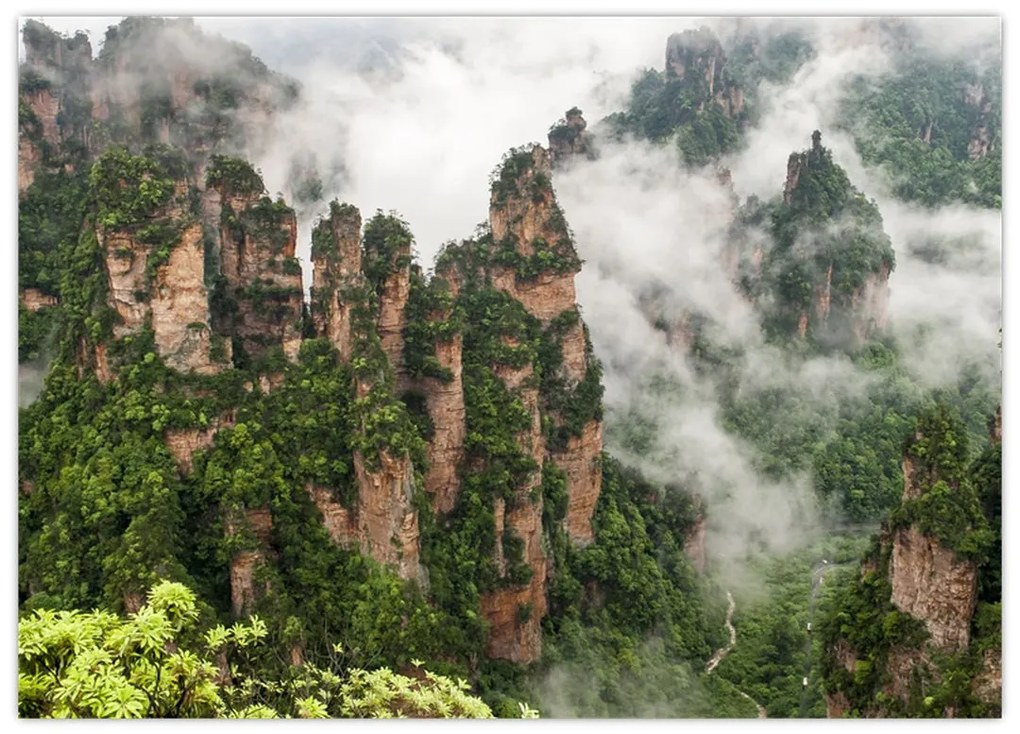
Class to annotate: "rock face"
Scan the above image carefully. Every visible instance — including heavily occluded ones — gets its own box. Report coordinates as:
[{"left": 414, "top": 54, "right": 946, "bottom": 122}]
[
  {"left": 98, "top": 178, "right": 222, "bottom": 374},
  {"left": 548, "top": 107, "right": 593, "bottom": 167},
  {"left": 20, "top": 288, "right": 58, "bottom": 312},
  {"left": 213, "top": 184, "right": 304, "bottom": 363},
  {"left": 963, "top": 82, "right": 995, "bottom": 160},
  {"left": 825, "top": 408, "right": 998, "bottom": 717},
  {"left": 376, "top": 253, "right": 411, "bottom": 383},
  {"left": 683, "top": 511, "right": 707, "bottom": 574},
  {"left": 151, "top": 221, "right": 221, "bottom": 373},
  {"left": 480, "top": 354, "right": 548, "bottom": 663},
  {"left": 416, "top": 264, "right": 467, "bottom": 514},
  {"left": 889, "top": 524, "right": 976, "bottom": 651},
  {"left": 311, "top": 202, "right": 363, "bottom": 362},
  {"left": 552, "top": 420, "right": 603, "bottom": 546},
  {"left": 353, "top": 450, "right": 424, "bottom": 585},
  {"left": 227, "top": 508, "right": 274, "bottom": 618},
  {"left": 665, "top": 27, "right": 745, "bottom": 120},
  {"left": 779, "top": 132, "right": 893, "bottom": 347}
]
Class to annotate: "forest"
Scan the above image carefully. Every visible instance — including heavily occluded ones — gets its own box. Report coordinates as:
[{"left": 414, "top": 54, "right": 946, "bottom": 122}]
[{"left": 17, "top": 16, "right": 1000, "bottom": 718}]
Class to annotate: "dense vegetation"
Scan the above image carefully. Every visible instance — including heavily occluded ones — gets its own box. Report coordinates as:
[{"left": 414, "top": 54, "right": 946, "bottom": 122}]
[
  {"left": 18, "top": 16, "right": 1000, "bottom": 720},
  {"left": 840, "top": 55, "right": 1001, "bottom": 208},
  {"left": 815, "top": 403, "right": 1001, "bottom": 717},
  {"left": 18, "top": 580, "right": 522, "bottom": 719}
]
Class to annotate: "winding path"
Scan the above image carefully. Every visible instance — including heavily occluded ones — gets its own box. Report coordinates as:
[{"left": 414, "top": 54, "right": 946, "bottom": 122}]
[{"left": 706, "top": 591, "right": 767, "bottom": 718}]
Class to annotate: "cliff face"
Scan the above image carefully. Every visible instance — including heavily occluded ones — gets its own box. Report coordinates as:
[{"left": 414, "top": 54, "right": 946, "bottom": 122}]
[
  {"left": 665, "top": 28, "right": 745, "bottom": 120},
  {"left": 227, "top": 508, "right": 274, "bottom": 618},
  {"left": 353, "top": 450, "right": 424, "bottom": 585},
  {"left": 824, "top": 407, "right": 998, "bottom": 717},
  {"left": 775, "top": 133, "right": 893, "bottom": 347},
  {"left": 213, "top": 184, "right": 304, "bottom": 363},
  {"left": 480, "top": 352, "right": 548, "bottom": 663},
  {"left": 311, "top": 202, "right": 363, "bottom": 362},
  {"left": 548, "top": 108, "right": 593, "bottom": 167},
  {"left": 889, "top": 525, "right": 976, "bottom": 650},
  {"left": 488, "top": 145, "right": 604, "bottom": 548},
  {"left": 21, "top": 20, "right": 613, "bottom": 668},
  {"left": 414, "top": 264, "right": 466, "bottom": 514},
  {"left": 99, "top": 177, "right": 222, "bottom": 374}
]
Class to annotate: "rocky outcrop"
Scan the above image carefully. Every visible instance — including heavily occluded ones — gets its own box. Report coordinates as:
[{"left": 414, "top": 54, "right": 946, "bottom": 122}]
[
  {"left": 164, "top": 412, "right": 234, "bottom": 475},
  {"left": 683, "top": 511, "right": 707, "bottom": 573},
  {"left": 20, "top": 288, "right": 58, "bottom": 312},
  {"left": 227, "top": 508, "right": 274, "bottom": 618},
  {"left": 311, "top": 202, "right": 363, "bottom": 362},
  {"left": 102, "top": 227, "right": 151, "bottom": 337},
  {"left": 779, "top": 132, "right": 893, "bottom": 346},
  {"left": 308, "top": 485, "right": 359, "bottom": 547},
  {"left": 889, "top": 524, "right": 976, "bottom": 651},
  {"left": 164, "top": 425, "right": 218, "bottom": 475},
  {"left": 480, "top": 494, "right": 548, "bottom": 663},
  {"left": 151, "top": 220, "right": 221, "bottom": 373},
  {"left": 963, "top": 82, "right": 995, "bottom": 161},
  {"left": 481, "top": 341, "right": 548, "bottom": 663},
  {"left": 377, "top": 258, "right": 411, "bottom": 381},
  {"left": 665, "top": 27, "right": 744, "bottom": 120},
  {"left": 825, "top": 691, "right": 851, "bottom": 718},
  {"left": 971, "top": 647, "right": 1001, "bottom": 712},
  {"left": 552, "top": 420, "right": 603, "bottom": 546},
  {"left": 214, "top": 184, "right": 304, "bottom": 363},
  {"left": 548, "top": 107, "right": 593, "bottom": 167},
  {"left": 23, "top": 89, "right": 60, "bottom": 147},
  {"left": 418, "top": 269, "right": 466, "bottom": 514},
  {"left": 488, "top": 144, "right": 604, "bottom": 553},
  {"left": 18, "top": 136, "right": 41, "bottom": 194},
  {"left": 353, "top": 450, "right": 424, "bottom": 586}
]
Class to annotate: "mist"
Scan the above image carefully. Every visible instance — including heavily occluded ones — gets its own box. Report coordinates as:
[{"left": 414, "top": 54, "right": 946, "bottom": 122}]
[{"left": 18, "top": 15, "right": 1002, "bottom": 714}]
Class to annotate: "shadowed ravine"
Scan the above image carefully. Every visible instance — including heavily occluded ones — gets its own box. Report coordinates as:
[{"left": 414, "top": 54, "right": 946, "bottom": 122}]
[{"left": 706, "top": 591, "right": 767, "bottom": 719}]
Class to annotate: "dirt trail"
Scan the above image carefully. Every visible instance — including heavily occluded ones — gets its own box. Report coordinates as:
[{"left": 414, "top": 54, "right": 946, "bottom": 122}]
[{"left": 706, "top": 590, "right": 767, "bottom": 718}]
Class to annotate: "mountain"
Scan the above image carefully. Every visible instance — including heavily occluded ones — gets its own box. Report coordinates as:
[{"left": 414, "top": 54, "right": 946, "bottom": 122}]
[{"left": 17, "top": 17, "right": 1001, "bottom": 720}]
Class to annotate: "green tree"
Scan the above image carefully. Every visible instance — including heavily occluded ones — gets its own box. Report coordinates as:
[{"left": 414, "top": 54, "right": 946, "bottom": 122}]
[{"left": 19, "top": 580, "right": 528, "bottom": 719}]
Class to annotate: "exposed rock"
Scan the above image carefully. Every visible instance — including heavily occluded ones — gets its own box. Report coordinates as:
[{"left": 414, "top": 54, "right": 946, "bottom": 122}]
[
  {"left": 164, "top": 413, "right": 234, "bottom": 474},
  {"left": 552, "top": 419, "right": 603, "bottom": 545},
  {"left": 377, "top": 262, "right": 411, "bottom": 380},
  {"left": 18, "top": 137, "right": 41, "bottom": 194},
  {"left": 102, "top": 229, "right": 151, "bottom": 337},
  {"left": 665, "top": 27, "right": 744, "bottom": 119},
  {"left": 479, "top": 500, "right": 547, "bottom": 663},
  {"left": 683, "top": 512, "right": 707, "bottom": 573},
  {"left": 481, "top": 355, "right": 548, "bottom": 663},
  {"left": 491, "top": 269, "right": 581, "bottom": 323},
  {"left": 214, "top": 186, "right": 304, "bottom": 362},
  {"left": 825, "top": 691, "right": 851, "bottom": 718},
  {"left": 882, "top": 645, "right": 929, "bottom": 703},
  {"left": 20, "top": 288, "right": 58, "bottom": 312},
  {"left": 311, "top": 202, "right": 363, "bottom": 362},
  {"left": 150, "top": 221, "right": 220, "bottom": 374},
  {"left": 227, "top": 508, "right": 274, "bottom": 618},
  {"left": 971, "top": 647, "right": 1001, "bottom": 712},
  {"left": 558, "top": 318, "right": 588, "bottom": 385},
  {"left": 24, "top": 89, "right": 61, "bottom": 146},
  {"left": 419, "top": 329, "right": 466, "bottom": 514},
  {"left": 889, "top": 524, "right": 977, "bottom": 651},
  {"left": 308, "top": 485, "right": 359, "bottom": 547},
  {"left": 548, "top": 107, "right": 593, "bottom": 167},
  {"left": 353, "top": 451, "right": 425, "bottom": 585}
]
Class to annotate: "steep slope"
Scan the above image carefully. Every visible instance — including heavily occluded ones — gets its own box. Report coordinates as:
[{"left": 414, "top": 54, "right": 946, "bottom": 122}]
[
  {"left": 733, "top": 131, "right": 895, "bottom": 349},
  {"left": 818, "top": 404, "right": 999, "bottom": 718}
]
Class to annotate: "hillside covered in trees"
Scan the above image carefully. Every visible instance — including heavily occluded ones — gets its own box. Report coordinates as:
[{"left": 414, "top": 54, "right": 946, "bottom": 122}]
[{"left": 17, "top": 17, "right": 1000, "bottom": 719}]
